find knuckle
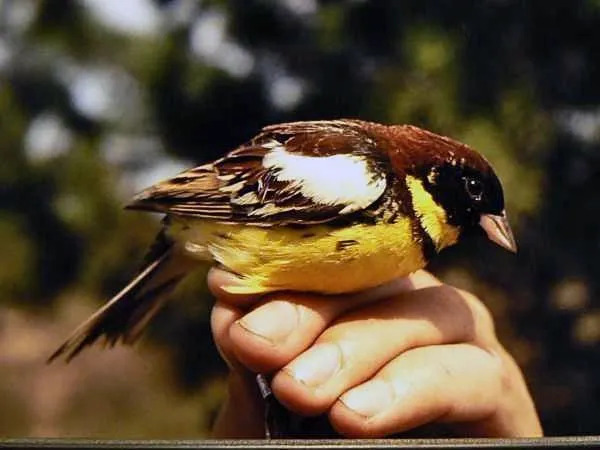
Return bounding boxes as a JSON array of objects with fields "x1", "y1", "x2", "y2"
[
  {"x1": 457, "y1": 288, "x2": 496, "y2": 337},
  {"x1": 420, "y1": 285, "x2": 478, "y2": 341}
]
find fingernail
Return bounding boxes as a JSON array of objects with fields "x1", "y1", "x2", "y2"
[
  {"x1": 237, "y1": 301, "x2": 299, "y2": 343},
  {"x1": 216, "y1": 269, "x2": 245, "y2": 287},
  {"x1": 408, "y1": 270, "x2": 442, "y2": 289},
  {"x1": 285, "y1": 343, "x2": 342, "y2": 387},
  {"x1": 208, "y1": 267, "x2": 249, "y2": 292},
  {"x1": 339, "y1": 379, "x2": 395, "y2": 417}
]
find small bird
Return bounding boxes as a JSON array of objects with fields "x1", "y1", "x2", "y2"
[{"x1": 49, "y1": 119, "x2": 516, "y2": 361}]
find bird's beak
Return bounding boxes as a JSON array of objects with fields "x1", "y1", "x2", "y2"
[{"x1": 479, "y1": 211, "x2": 517, "y2": 253}]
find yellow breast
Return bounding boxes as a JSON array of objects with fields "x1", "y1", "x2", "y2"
[
  {"x1": 169, "y1": 174, "x2": 460, "y2": 295},
  {"x1": 171, "y1": 218, "x2": 427, "y2": 294}
]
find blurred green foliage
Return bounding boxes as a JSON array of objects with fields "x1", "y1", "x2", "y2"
[{"x1": 1, "y1": 0, "x2": 600, "y2": 438}]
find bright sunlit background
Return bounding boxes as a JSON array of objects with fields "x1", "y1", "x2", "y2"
[{"x1": 1, "y1": 0, "x2": 600, "y2": 438}]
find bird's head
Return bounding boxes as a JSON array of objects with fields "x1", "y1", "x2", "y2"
[{"x1": 388, "y1": 125, "x2": 517, "y2": 253}]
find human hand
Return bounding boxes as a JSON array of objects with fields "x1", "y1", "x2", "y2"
[{"x1": 208, "y1": 269, "x2": 542, "y2": 438}]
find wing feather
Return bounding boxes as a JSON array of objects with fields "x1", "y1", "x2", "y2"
[{"x1": 127, "y1": 120, "x2": 389, "y2": 225}]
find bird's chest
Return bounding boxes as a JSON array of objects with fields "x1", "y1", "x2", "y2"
[{"x1": 173, "y1": 218, "x2": 428, "y2": 294}]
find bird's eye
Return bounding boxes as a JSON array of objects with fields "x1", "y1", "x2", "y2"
[{"x1": 465, "y1": 178, "x2": 483, "y2": 201}]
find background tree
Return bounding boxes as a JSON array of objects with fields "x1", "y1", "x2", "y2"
[{"x1": 1, "y1": 0, "x2": 599, "y2": 437}]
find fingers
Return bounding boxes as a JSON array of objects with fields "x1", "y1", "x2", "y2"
[
  {"x1": 221, "y1": 271, "x2": 443, "y2": 373},
  {"x1": 328, "y1": 344, "x2": 502, "y2": 438},
  {"x1": 208, "y1": 271, "x2": 446, "y2": 436},
  {"x1": 210, "y1": 269, "x2": 542, "y2": 438},
  {"x1": 269, "y1": 285, "x2": 480, "y2": 415}
]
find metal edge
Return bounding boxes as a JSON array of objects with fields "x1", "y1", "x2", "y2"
[{"x1": 1, "y1": 437, "x2": 600, "y2": 449}]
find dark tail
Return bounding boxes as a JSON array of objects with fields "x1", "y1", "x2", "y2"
[{"x1": 49, "y1": 234, "x2": 193, "y2": 362}]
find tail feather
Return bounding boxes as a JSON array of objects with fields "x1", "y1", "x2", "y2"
[{"x1": 49, "y1": 236, "x2": 192, "y2": 362}]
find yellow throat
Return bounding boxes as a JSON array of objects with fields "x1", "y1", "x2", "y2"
[{"x1": 405, "y1": 175, "x2": 460, "y2": 252}]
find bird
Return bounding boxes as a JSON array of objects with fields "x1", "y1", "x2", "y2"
[{"x1": 49, "y1": 119, "x2": 517, "y2": 362}]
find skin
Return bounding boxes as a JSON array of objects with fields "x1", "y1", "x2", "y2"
[{"x1": 208, "y1": 268, "x2": 542, "y2": 438}]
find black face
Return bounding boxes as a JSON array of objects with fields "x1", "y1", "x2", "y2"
[{"x1": 420, "y1": 163, "x2": 505, "y2": 232}]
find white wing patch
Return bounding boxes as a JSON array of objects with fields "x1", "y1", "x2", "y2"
[{"x1": 262, "y1": 145, "x2": 386, "y2": 214}]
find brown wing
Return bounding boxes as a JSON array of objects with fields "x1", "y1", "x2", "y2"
[{"x1": 127, "y1": 120, "x2": 388, "y2": 225}]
